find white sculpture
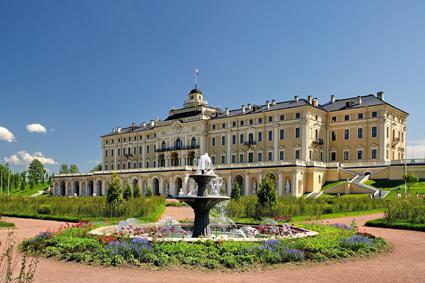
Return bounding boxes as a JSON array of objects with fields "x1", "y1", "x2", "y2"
[{"x1": 285, "y1": 180, "x2": 291, "y2": 194}]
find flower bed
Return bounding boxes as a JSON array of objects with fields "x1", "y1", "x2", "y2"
[{"x1": 20, "y1": 222, "x2": 387, "y2": 270}]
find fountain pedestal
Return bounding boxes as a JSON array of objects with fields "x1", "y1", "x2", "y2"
[{"x1": 175, "y1": 174, "x2": 230, "y2": 238}]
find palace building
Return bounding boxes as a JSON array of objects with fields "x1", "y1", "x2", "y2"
[{"x1": 54, "y1": 87, "x2": 420, "y2": 198}]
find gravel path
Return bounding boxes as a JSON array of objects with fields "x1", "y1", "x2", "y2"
[{"x1": 1, "y1": 213, "x2": 424, "y2": 283}]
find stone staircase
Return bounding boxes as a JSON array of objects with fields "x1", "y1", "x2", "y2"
[{"x1": 304, "y1": 191, "x2": 323, "y2": 199}]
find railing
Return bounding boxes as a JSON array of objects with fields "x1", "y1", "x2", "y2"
[
  {"x1": 154, "y1": 144, "x2": 200, "y2": 152},
  {"x1": 312, "y1": 138, "x2": 324, "y2": 145},
  {"x1": 243, "y1": 141, "x2": 256, "y2": 146},
  {"x1": 123, "y1": 153, "x2": 133, "y2": 159}
]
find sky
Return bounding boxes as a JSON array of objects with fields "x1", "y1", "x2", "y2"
[{"x1": 1, "y1": 0, "x2": 424, "y2": 173}]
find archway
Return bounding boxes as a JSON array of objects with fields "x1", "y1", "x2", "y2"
[
  {"x1": 234, "y1": 175, "x2": 244, "y2": 195},
  {"x1": 364, "y1": 171, "x2": 372, "y2": 176},
  {"x1": 170, "y1": 152, "x2": 179, "y2": 166},
  {"x1": 87, "y1": 180, "x2": 94, "y2": 196},
  {"x1": 174, "y1": 176, "x2": 183, "y2": 195},
  {"x1": 95, "y1": 180, "x2": 102, "y2": 196},
  {"x1": 132, "y1": 178, "x2": 139, "y2": 194},
  {"x1": 60, "y1": 181, "x2": 66, "y2": 196},
  {"x1": 72, "y1": 181, "x2": 80, "y2": 196},
  {"x1": 152, "y1": 178, "x2": 160, "y2": 196},
  {"x1": 188, "y1": 151, "x2": 195, "y2": 166}
]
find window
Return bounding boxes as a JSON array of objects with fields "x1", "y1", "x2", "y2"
[
  {"x1": 212, "y1": 137, "x2": 216, "y2": 146},
  {"x1": 295, "y1": 128, "x2": 301, "y2": 139},
  {"x1": 118, "y1": 164, "x2": 120, "y2": 170},
  {"x1": 146, "y1": 146, "x2": 150, "y2": 153},
  {"x1": 221, "y1": 136, "x2": 225, "y2": 146},
  {"x1": 112, "y1": 149, "x2": 114, "y2": 157},
  {"x1": 279, "y1": 150, "x2": 284, "y2": 161},
  {"x1": 139, "y1": 162, "x2": 142, "y2": 168},
  {"x1": 372, "y1": 111, "x2": 378, "y2": 118},
  {"x1": 344, "y1": 129, "x2": 349, "y2": 140},
  {"x1": 139, "y1": 146, "x2": 142, "y2": 154},
  {"x1": 249, "y1": 119, "x2": 253, "y2": 125},
  {"x1": 268, "y1": 116, "x2": 273, "y2": 122},
  {"x1": 111, "y1": 164, "x2": 114, "y2": 170},
  {"x1": 280, "y1": 114, "x2": 285, "y2": 121},
  {"x1": 268, "y1": 131, "x2": 273, "y2": 141},
  {"x1": 320, "y1": 151, "x2": 323, "y2": 161},
  {"x1": 332, "y1": 116, "x2": 337, "y2": 122},
  {"x1": 343, "y1": 151, "x2": 349, "y2": 161},
  {"x1": 212, "y1": 124, "x2": 216, "y2": 130},
  {"x1": 371, "y1": 149, "x2": 377, "y2": 159},
  {"x1": 345, "y1": 115, "x2": 350, "y2": 121},
  {"x1": 268, "y1": 151, "x2": 273, "y2": 161},
  {"x1": 105, "y1": 150, "x2": 108, "y2": 157},
  {"x1": 331, "y1": 131, "x2": 336, "y2": 141},
  {"x1": 118, "y1": 149, "x2": 121, "y2": 156},
  {"x1": 248, "y1": 133, "x2": 254, "y2": 144},
  {"x1": 240, "y1": 120, "x2": 244, "y2": 126},
  {"x1": 239, "y1": 153, "x2": 244, "y2": 163},
  {"x1": 191, "y1": 137, "x2": 197, "y2": 147},
  {"x1": 232, "y1": 135, "x2": 236, "y2": 144},
  {"x1": 358, "y1": 128, "x2": 363, "y2": 139},
  {"x1": 232, "y1": 154, "x2": 236, "y2": 163},
  {"x1": 222, "y1": 123, "x2": 226, "y2": 129},
  {"x1": 331, "y1": 152, "x2": 336, "y2": 161},
  {"x1": 258, "y1": 117, "x2": 263, "y2": 124},
  {"x1": 357, "y1": 149, "x2": 363, "y2": 160},
  {"x1": 386, "y1": 127, "x2": 389, "y2": 138},
  {"x1": 258, "y1": 132, "x2": 263, "y2": 142},
  {"x1": 315, "y1": 129, "x2": 319, "y2": 138},
  {"x1": 248, "y1": 152, "x2": 254, "y2": 163},
  {"x1": 123, "y1": 163, "x2": 126, "y2": 170},
  {"x1": 128, "y1": 147, "x2": 131, "y2": 155},
  {"x1": 358, "y1": 113, "x2": 364, "y2": 119},
  {"x1": 309, "y1": 150, "x2": 312, "y2": 159},
  {"x1": 105, "y1": 164, "x2": 108, "y2": 170},
  {"x1": 258, "y1": 152, "x2": 263, "y2": 162},
  {"x1": 133, "y1": 162, "x2": 136, "y2": 168},
  {"x1": 295, "y1": 149, "x2": 300, "y2": 160},
  {"x1": 232, "y1": 121, "x2": 236, "y2": 127},
  {"x1": 295, "y1": 112, "x2": 301, "y2": 119},
  {"x1": 211, "y1": 156, "x2": 216, "y2": 164},
  {"x1": 240, "y1": 134, "x2": 244, "y2": 144},
  {"x1": 372, "y1": 126, "x2": 377, "y2": 138},
  {"x1": 280, "y1": 129, "x2": 285, "y2": 140},
  {"x1": 221, "y1": 155, "x2": 226, "y2": 164},
  {"x1": 146, "y1": 162, "x2": 149, "y2": 168}
]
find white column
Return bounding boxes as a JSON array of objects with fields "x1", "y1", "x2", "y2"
[
  {"x1": 183, "y1": 174, "x2": 190, "y2": 194},
  {"x1": 200, "y1": 134, "x2": 207, "y2": 155},
  {"x1": 244, "y1": 175, "x2": 249, "y2": 196},
  {"x1": 278, "y1": 173, "x2": 283, "y2": 196},
  {"x1": 227, "y1": 175, "x2": 232, "y2": 195},
  {"x1": 102, "y1": 180, "x2": 107, "y2": 196},
  {"x1": 169, "y1": 176, "x2": 174, "y2": 195},
  {"x1": 159, "y1": 178, "x2": 164, "y2": 195},
  {"x1": 292, "y1": 173, "x2": 298, "y2": 197}
]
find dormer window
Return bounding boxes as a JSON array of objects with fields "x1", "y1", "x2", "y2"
[{"x1": 345, "y1": 102, "x2": 350, "y2": 108}]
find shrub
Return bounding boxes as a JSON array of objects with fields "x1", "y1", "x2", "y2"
[
  {"x1": 145, "y1": 187, "x2": 153, "y2": 197},
  {"x1": 37, "y1": 205, "x2": 52, "y2": 215},
  {"x1": 256, "y1": 174, "x2": 278, "y2": 217},
  {"x1": 231, "y1": 182, "x2": 241, "y2": 201},
  {"x1": 133, "y1": 184, "x2": 142, "y2": 198},
  {"x1": 106, "y1": 173, "x2": 125, "y2": 217},
  {"x1": 123, "y1": 184, "x2": 133, "y2": 201}
]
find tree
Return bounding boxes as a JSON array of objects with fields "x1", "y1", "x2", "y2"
[
  {"x1": 256, "y1": 174, "x2": 278, "y2": 217},
  {"x1": 231, "y1": 181, "x2": 241, "y2": 201},
  {"x1": 106, "y1": 173, "x2": 124, "y2": 217},
  {"x1": 20, "y1": 178, "x2": 26, "y2": 191},
  {"x1": 145, "y1": 186, "x2": 153, "y2": 197},
  {"x1": 60, "y1": 164, "x2": 69, "y2": 174},
  {"x1": 133, "y1": 183, "x2": 142, "y2": 198},
  {"x1": 28, "y1": 159, "x2": 46, "y2": 185},
  {"x1": 123, "y1": 183, "x2": 133, "y2": 201},
  {"x1": 403, "y1": 172, "x2": 418, "y2": 194},
  {"x1": 69, "y1": 164, "x2": 79, "y2": 174},
  {"x1": 91, "y1": 164, "x2": 103, "y2": 172}
]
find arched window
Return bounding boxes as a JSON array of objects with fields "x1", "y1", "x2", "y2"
[
  {"x1": 248, "y1": 133, "x2": 254, "y2": 144},
  {"x1": 161, "y1": 141, "x2": 166, "y2": 150},
  {"x1": 175, "y1": 138, "x2": 181, "y2": 149},
  {"x1": 191, "y1": 137, "x2": 197, "y2": 147}
]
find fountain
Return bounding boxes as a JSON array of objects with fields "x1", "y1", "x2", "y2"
[{"x1": 175, "y1": 153, "x2": 230, "y2": 237}]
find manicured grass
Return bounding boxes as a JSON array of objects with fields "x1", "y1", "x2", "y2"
[
  {"x1": 232, "y1": 209, "x2": 385, "y2": 224},
  {"x1": 365, "y1": 218, "x2": 425, "y2": 232},
  {"x1": 0, "y1": 220, "x2": 15, "y2": 228},
  {"x1": 8, "y1": 182, "x2": 50, "y2": 196},
  {"x1": 321, "y1": 181, "x2": 346, "y2": 191},
  {"x1": 364, "y1": 179, "x2": 404, "y2": 190}
]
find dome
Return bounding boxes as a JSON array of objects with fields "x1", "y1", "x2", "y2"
[{"x1": 189, "y1": 88, "x2": 203, "y2": 94}]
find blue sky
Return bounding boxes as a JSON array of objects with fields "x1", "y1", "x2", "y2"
[{"x1": 1, "y1": 0, "x2": 424, "y2": 173}]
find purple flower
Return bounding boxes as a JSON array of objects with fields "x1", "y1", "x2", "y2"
[{"x1": 340, "y1": 235, "x2": 373, "y2": 250}]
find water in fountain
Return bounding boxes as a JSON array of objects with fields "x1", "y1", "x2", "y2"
[
  {"x1": 188, "y1": 179, "x2": 198, "y2": 196},
  {"x1": 195, "y1": 153, "x2": 215, "y2": 176},
  {"x1": 210, "y1": 176, "x2": 223, "y2": 196},
  {"x1": 154, "y1": 217, "x2": 190, "y2": 238}
]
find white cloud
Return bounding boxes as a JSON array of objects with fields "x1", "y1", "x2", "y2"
[
  {"x1": 406, "y1": 140, "x2": 425, "y2": 159},
  {"x1": 0, "y1": 126, "x2": 15, "y2": 142},
  {"x1": 4, "y1": 151, "x2": 56, "y2": 166},
  {"x1": 26, "y1": 123, "x2": 47, "y2": 133}
]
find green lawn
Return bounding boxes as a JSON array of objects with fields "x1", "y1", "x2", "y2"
[
  {"x1": 364, "y1": 179, "x2": 404, "y2": 190},
  {"x1": 365, "y1": 218, "x2": 425, "y2": 232},
  {"x1": 321, "y1": 180, "x2": 346, "y2": 191},
  {"x1": 0, "y1": 220, "x2": 15, "y2": 228},
  {"x1": 7, "y1": 182, "x2": 50, "y2": 196},
  {"x1": 384, "y1": 181, "x2": 425, "y2": 199}
]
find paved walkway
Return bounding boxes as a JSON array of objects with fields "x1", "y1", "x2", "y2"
[{"x1": 1, "y1": 213, "x2": 424, "y2": 283}]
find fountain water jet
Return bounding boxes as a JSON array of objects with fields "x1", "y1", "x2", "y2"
[{"x1": 175, "y1": 153, "x2": 230, "y2": 237}]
